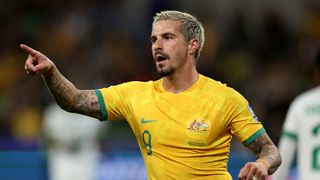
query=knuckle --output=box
[245,162,252,167]
[252,166,257,171]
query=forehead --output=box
[151,20,182,36]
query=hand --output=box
[20,44,54,76]
[238,160,269,180]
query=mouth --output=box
[156,55,168,62]
[155,52,169,62]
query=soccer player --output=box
[42,103,102,180]
[272,51,320,180]
[21,10,281,180]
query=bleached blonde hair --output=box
[153,10,205,60]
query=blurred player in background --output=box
[42,103,102,180]
[272,50,320,180]
[20,10,281,180]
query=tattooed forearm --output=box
[43,68,77,111]
[247,133,282,174]
[74,90,101,119]
[42,67,101,119]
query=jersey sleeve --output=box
[281,100,299,140]
[271,134,296,180]
[228,90,265,146]
[95,83,133,121]
[271,99,299,180]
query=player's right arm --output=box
[20,44,102,120]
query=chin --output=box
[157,68,174,77]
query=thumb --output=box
[34,61,53,74]
[34,63,47,73]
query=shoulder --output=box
[201,75,246,101]
[109,80,155,89]
[103,80,157,96]
[200,75,227,91]
[290,86,320,109]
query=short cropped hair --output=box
[153,10,205,60]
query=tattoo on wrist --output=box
[247,133,282,174]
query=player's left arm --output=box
[238,132,282,180]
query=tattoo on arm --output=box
[43,68,101,119]
[74,90,101,119]
[247,133,282,174]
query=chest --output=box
[127,93,230,149]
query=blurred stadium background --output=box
[1,0,320,179]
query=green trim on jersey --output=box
[95,89,108,121]
[281,131,297,141]
[242,128,266,146]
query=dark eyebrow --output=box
[162,32,176,37]
[150,32,176,43]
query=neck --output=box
[162,66,199,94]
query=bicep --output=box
[74,90,102,120]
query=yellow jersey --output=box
[96,74,265,180]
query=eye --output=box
[151,36,157,44]
[164,35,174,40]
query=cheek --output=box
[164,40,188,59]
[173,44,188,58]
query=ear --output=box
[188,38,199,56]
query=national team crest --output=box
[187,119,209,133]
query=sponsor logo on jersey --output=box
[187,119,209,133]
[248,105,259,122]
[187,141,206,147]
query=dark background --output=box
[0,0,319,179]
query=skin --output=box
[151,20,199,93]
[20,45,101,119]
[21,19,281,180]
[238,133,281,180]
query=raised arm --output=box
[20,44,102,119]
[238,132,282,180]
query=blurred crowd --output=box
[0,0,320,151]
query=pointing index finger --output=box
[20,44,39,56]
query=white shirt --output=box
[272,86,320,180]
[43,103,102,180]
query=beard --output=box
[157,64,174,77]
